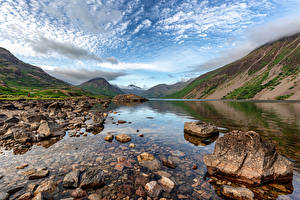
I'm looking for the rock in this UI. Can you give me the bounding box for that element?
[158,176,175,192]
[4,117,20,124]
[63,169,80,188]
[24,168,49,180]
[26,114,46,123]
[80,167,105,189]
[221,185,254,200]
[135,175,149,186]
[184,121,218,137]
[203,130,294,185]
[88,193,102,200]
[117,120,127,124]
[37,122,64,138]
[162,158,176,169]
[104,134,114,142]
[155,171,172,178]
[34,180,57,196]
[71,188,87,198]
[192,165,198,170]
[129,143,135,148]
[144,181,162,197]
[115,134,131,143]
[16,163,29,169]
[0,192,9,200]
[136,186,146,197]
[17,192,32,200]
[137,152,161,170]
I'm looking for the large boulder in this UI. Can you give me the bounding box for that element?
[184,121,218,137]
[203,130,294,185]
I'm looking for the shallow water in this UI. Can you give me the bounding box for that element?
[0,100,299,199]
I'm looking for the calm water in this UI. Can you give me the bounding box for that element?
[0,100,299,199]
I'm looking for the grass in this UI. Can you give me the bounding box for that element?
[275,93,294,100]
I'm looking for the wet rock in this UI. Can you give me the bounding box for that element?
[71,188,87,198]
[104,134,114,142]
[4,117,20,124]
[80,167,105,189]
[158,176,175,192]
[37,122,64,138]
[136,186,146,197]
[138,152,161,170]
[0,192,9,200]
[155,171,172,178]
[162,158,176,169]
[117,120,127,124]
[16,163,29,169]
[17,192,32,200]
[203,130,294,185]
[115,134,131,143]
[145,181,162,197]
[24,168,49,180]
[63,169,80,188]
[135,175,149,186]
[129,143,135,148]
[221,185,254,200]
[34,180,57,196]
[184,121,218,137]
[88,193,102,200]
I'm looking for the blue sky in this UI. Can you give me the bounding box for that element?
[1,0,300,88]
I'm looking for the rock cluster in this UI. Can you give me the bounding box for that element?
[204,130,294,185]
[112,94,148,102]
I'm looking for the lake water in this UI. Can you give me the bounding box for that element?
[0,100,299,199]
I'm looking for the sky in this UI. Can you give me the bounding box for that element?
[1,0,300,89]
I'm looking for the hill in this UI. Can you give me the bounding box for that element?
[142,79,193,98]
[121,84,145,96]
[167,33,300,100]
[0,47,68,89]
[79,77,123,97]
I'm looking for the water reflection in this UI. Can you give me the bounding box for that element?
[184,132,219,146]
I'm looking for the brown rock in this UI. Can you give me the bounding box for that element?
[144,181,162,197]
[184,121,218,137]
[71,188,87,198]
[221,185,254,200]
[104,134,114,142]
[115,134,131,143]
[158,176,175,192]
[16,163,29,169]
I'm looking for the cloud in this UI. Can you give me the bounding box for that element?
[26,36,118,64]
[41,66,127,85]
[192,15,300,71]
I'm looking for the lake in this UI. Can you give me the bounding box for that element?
[0,100,299,199]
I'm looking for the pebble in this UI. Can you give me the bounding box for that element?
[16,163,29,169]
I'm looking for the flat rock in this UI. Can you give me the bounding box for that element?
[184,121,218,137]
[104,134,114,142]
[80,167,105,189]
[158,176,175,192]
[203,130,294,185]
[138,153,161,171]
[34,180,57,196]
[115,134,131,143]
[221,185,254,200]
[24,168,49,180]
[63,169,80,188]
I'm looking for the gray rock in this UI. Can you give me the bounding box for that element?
[63,170,80,188]
[221,185,254,200]
[184,121,218,137]
[204,130,294,185]
[0,192,9,200]
[37,122,64,138]
[144,181,162,197]
[80,167,105,189]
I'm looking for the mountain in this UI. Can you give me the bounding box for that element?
[142,79,193,98]
[79,77,124,97]
[121,84,145,96]
[167,33,300,100]
[0,47,68,89]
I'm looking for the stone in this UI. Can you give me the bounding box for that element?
[26,168,49,180]
[16,163,29,169]
[184,121,218,137]
[88,193,102,200]
[17,192,32,200]
[71,188,87,198]
[158,176,175,193]
[115,134,131,143]
[162,158,176,169]
[145,181,162,197]
[80,167,105,189]
[136,186,146,197]
[112,94,148,102]
[221,185,254,200]
[34,180,57,196]
[203,130,294,185]
[0,192,9,200]
[63,169,80,188]
[37,122,64,138]
[138,153,161,171]
[117,120,127,124]
[129,143,135,148]
[155,171,172,178]
[104,134,114,142]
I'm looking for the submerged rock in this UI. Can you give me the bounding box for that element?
[115,134,131,143]
[145,181,162,197]
[158,176,175,192]
[80,167,105,189]
[203,130,294,185]
[63,169,80,188]
[104,134,114,142]
[138,152,161,170]
[221,185,254,200]
[184,121,218,137]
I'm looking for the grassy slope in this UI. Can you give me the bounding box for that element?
[167,34,300,99]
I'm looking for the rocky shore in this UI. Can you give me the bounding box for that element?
[0,100,297,200]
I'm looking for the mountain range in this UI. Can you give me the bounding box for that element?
[0,33,299,99]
